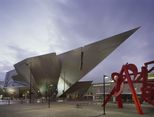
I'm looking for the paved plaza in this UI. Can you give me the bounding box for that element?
[0,101,154,117]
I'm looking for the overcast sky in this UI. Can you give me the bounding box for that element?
[0,0,154,82]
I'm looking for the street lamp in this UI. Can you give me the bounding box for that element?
[48,84,53,108]
[103,75,109,115]
[25,62,32,104]
[92,75,109,117]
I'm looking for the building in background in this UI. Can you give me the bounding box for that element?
[91,73,154,103]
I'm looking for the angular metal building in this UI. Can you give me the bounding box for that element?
[4,70,28,87]
[59,81,93,99]
[5,27,139,97]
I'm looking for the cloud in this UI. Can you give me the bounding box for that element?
[0,0,154,81]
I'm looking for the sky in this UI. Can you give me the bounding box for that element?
[0,0,154,82]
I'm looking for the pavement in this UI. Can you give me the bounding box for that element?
[0,101,154,117]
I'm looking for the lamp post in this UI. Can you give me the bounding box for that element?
[63,71,65,101]
[26,62,32,104]
[103,75,109,115]
[48,84,53,108]
[29,69,32,104]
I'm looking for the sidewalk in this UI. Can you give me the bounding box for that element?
[0,102,153,117]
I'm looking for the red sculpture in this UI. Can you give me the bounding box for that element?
[102,61,154,114]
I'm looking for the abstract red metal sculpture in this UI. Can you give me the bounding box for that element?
[102,61,154,114]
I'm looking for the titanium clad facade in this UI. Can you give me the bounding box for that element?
[4,27,139,97]
[60,81,92,98]
[59,28,139,96]
[4,70,17,87]
[14,53,61,95]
